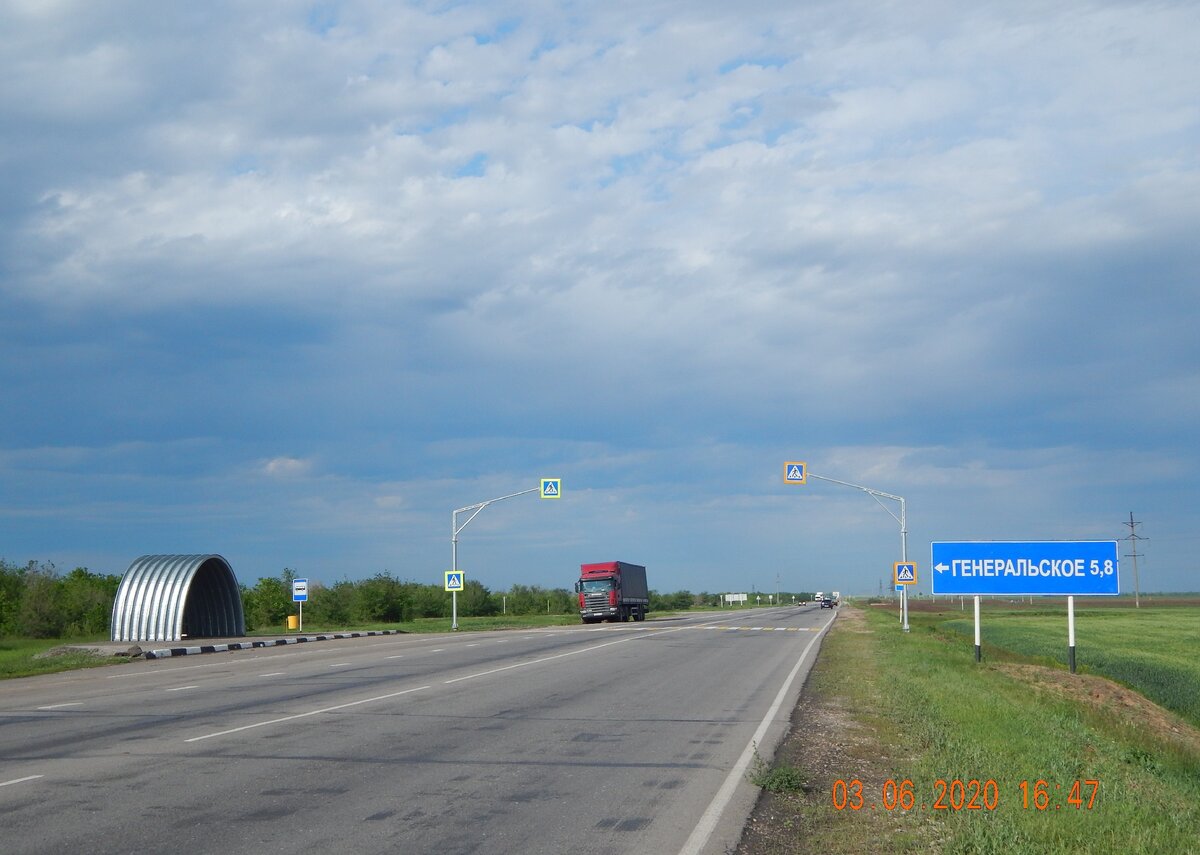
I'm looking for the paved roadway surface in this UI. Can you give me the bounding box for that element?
[0,605,836,855]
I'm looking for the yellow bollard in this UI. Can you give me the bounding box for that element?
[286,614,299,630]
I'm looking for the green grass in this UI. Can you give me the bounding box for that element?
[936,607,1200,728]
[0,638,123,679]
[788,605,1200,854]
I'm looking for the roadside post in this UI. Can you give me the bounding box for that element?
[931,541,1119,672]
[292,578,308,632]
[450,478,562,630]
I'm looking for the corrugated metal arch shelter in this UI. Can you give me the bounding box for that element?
[110,554,246,642]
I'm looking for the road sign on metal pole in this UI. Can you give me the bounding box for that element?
[931,541,1118,670]
[789,465,909,631]
[292,578,308,632]
[451,479,563,630]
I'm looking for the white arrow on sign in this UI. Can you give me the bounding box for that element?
[935,563,949,573]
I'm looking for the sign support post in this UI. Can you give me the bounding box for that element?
[974,596,981,663]
[1068,595,1076,674]
[292,578,308,633]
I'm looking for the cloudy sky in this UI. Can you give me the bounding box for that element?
[2,0,1198,597]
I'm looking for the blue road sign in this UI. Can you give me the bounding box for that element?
[931,541,1119,596]
[292,578,308,603]
[783,462,807,483]
[444,571,464,592]
[540,477,561,499]
[894,562,917,585]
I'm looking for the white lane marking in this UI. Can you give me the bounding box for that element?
[385,655,404,660]
[443,627,685,686]
[329,663,350,668]
[37,702,84,710]
[166,685,199,692]
[184,685,432,743]
[105,658,272,679]
[431,649,445,653]
[678,613,836,855]
[0,775,44,788]
[466,643,479,647]
[259,672,286,677]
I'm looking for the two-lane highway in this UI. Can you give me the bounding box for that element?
[0,606,835,854]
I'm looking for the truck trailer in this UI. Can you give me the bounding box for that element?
[575,561,649,623]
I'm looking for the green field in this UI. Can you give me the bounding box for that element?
[937,607,1200,729]
[747,603,1200,854]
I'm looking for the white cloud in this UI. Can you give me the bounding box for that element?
[260,456,314,478]
[1,0,1197,590]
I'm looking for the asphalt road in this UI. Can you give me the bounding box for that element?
[0,605,836,855]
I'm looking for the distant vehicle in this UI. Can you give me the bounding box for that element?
[820,597,835,609]
[575,561,649,623]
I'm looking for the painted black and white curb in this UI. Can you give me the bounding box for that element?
[144,630,405,659]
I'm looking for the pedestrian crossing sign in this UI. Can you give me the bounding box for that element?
[894,562,917,585]
[783,462,807,483]
[445,571,464,591]
[540,477,561,499]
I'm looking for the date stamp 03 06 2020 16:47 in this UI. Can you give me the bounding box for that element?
[831,778,1100,813]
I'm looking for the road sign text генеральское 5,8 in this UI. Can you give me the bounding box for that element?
[931,542,1119,596]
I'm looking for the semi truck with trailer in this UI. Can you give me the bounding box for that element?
[575,561,650,623]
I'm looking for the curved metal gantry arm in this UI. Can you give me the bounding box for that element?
[807,471,909,632]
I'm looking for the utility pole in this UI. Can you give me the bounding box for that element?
[1122,512,1147,608]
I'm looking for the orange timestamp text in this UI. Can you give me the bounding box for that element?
[831,778,1099,812]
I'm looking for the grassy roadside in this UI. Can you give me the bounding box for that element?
[738,603,1200,854]
[0,638,124,679]
[0,611,666,678]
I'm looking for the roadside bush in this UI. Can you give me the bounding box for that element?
[19,566,64,638]
[242,574,292,631]
[357,572,410,622]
